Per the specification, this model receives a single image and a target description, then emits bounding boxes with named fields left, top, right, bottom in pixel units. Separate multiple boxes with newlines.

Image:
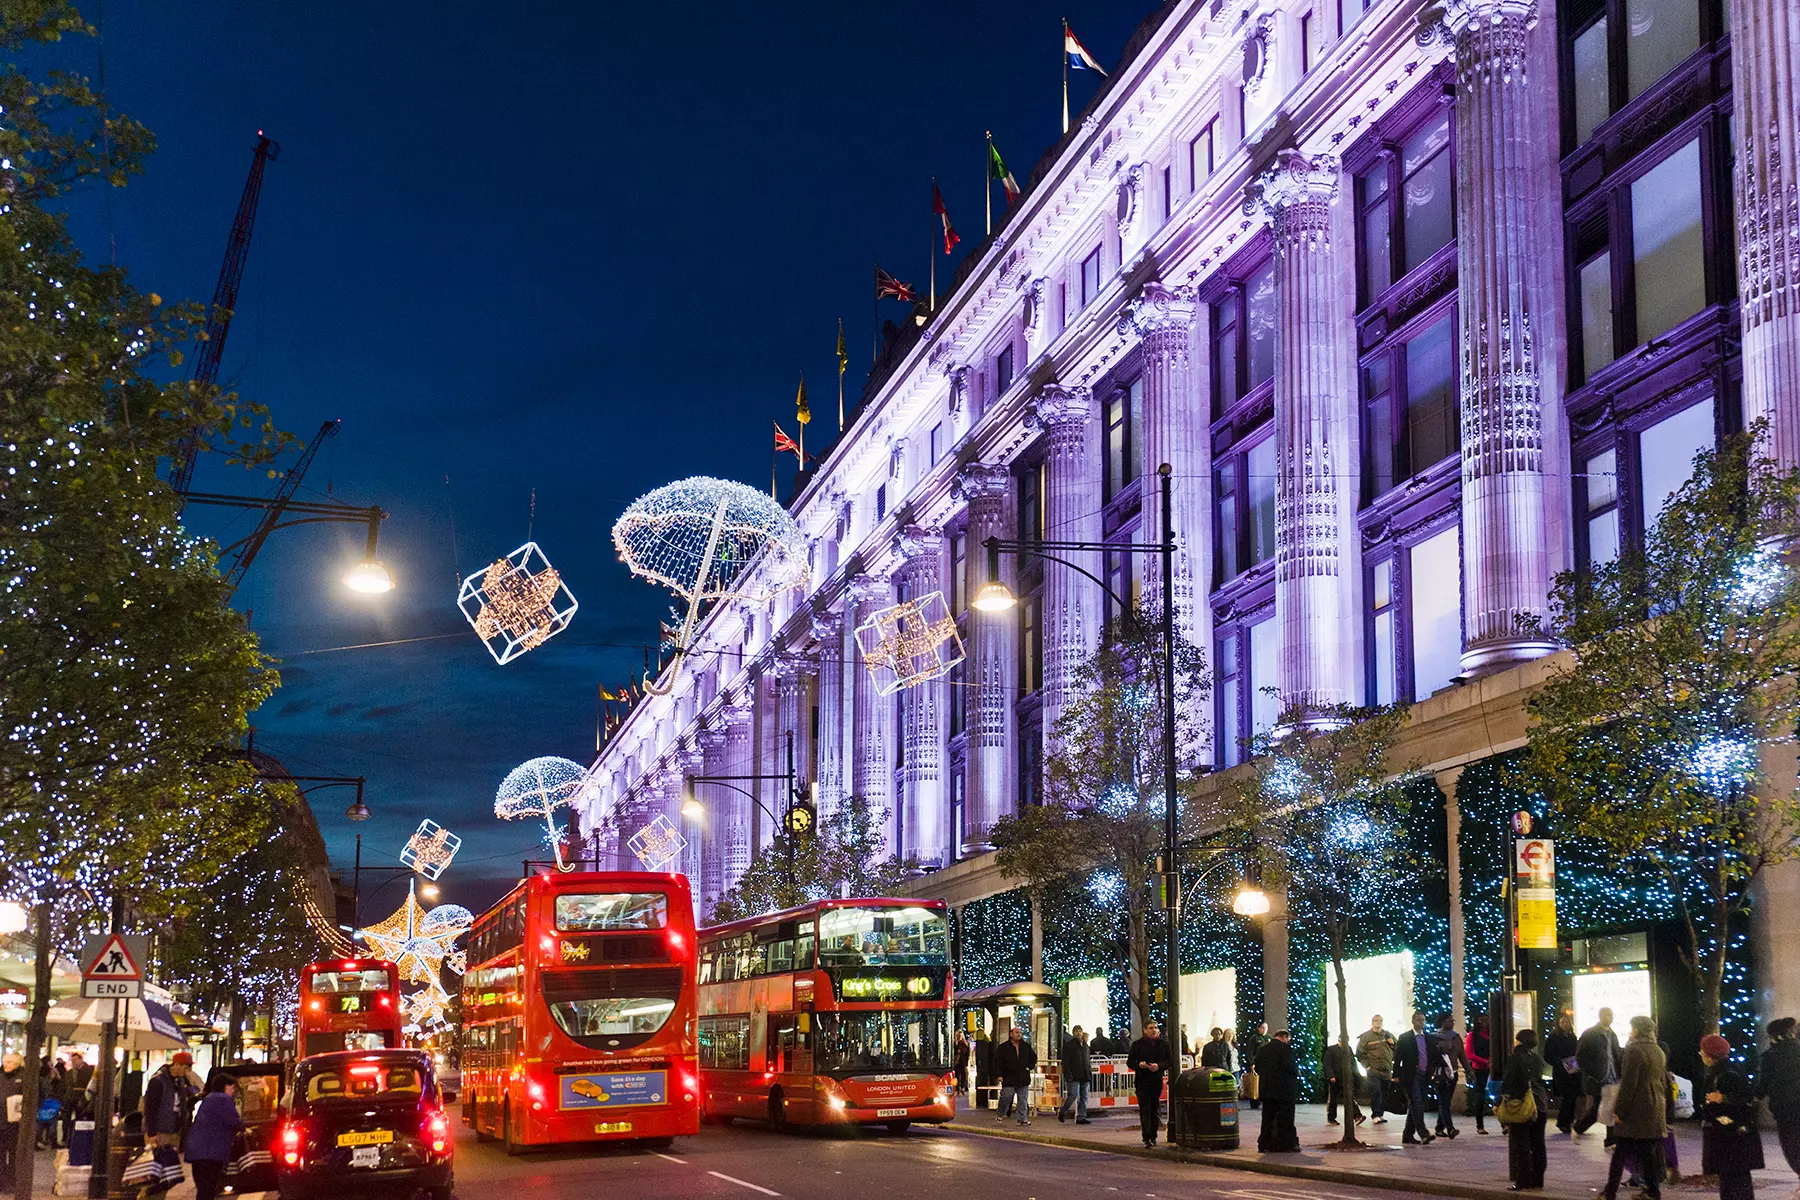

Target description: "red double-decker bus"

left=298, top=958, right=403, bottom=1056
left=459, top=870, right=699, bottom=1152
left=697, top=898, right=955, bottom=1132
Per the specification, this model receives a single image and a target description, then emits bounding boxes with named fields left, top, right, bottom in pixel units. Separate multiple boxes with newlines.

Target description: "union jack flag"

left=774, top=421, right=803, bottom=463
left=875, top=266, right=917, bottom=303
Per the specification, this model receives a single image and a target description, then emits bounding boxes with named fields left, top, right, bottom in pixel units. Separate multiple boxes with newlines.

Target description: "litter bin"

left=1171, top=1068, right=1239, bottom=1151
left=67, top=1119, right=95, bottom=1167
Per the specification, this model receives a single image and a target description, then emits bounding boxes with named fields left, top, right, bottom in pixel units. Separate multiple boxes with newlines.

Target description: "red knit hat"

left=1700, top=1034, right=1731, bottom=1060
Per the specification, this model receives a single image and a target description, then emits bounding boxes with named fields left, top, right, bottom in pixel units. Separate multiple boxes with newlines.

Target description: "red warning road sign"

left=83, top=933, right=144, bottom=981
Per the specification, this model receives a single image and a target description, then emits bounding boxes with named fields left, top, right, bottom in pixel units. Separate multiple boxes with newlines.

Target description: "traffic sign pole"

left=88, top=896, right=124, bottom=1200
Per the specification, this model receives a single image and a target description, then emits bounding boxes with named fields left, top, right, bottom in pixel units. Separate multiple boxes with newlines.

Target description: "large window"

left=997, top=343, right=1016, bottom=394
left=1213, top=616, right=1282, bottom=764
left=555, top=893, right=668, bottom=932
left=1212, top=260, right=1276, bottom=414
left=1104, top=379, right=1143, bottom=501
left=1365, top=522, right=1464, bottom=704
left=1362, top=312, right=1460, bottom=500
left=1357, top=110, right=1454, bottom=306
left=1191, top=120, right=1217, bottom=192
left=1214, top=435, right=1278, bottom=583
left=1081, top=246, right=1103, bottom=307
left=1579, top=395, right=1716, bottom=567
left=818, top=905, right=948, bottom=966
left=1018, top=460, right=1045, bottom=543
left=1216, top=631, right=1242, bottom=767
left=1249, top=617, right=1280, bottom=736
left=814, top=1010, right=950, bottom=1074
left=1565, top=0, right=1704, bottom=147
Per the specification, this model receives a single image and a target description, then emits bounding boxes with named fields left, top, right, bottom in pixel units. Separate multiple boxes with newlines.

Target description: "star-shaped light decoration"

left=357, top=884, right=474, bottom=986
left=627, top=813, right=688, bottom=872
left=399, top=820, right=463, bottom=881
left=457, top=541, right=579, bottom=665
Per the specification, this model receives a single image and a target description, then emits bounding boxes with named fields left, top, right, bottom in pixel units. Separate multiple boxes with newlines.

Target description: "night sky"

left=48, top=1, right=1150, bottom=916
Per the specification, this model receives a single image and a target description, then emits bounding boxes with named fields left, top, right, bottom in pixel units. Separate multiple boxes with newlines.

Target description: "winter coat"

left=1238, top=1028, right=1265, bottom=1067
left=1253, top=1039, right=1299, bottom=1102
left=1127, top=1036, right=1172, bottom=1092
left=0, top=1065, right=23, bottom=1126
left=1500, top=1046, right=1550, bottom=1115
left=1754, top=1038, right=1800, bottom=1126
left=1466, top=1028, right=1492, bottom=1072
left=182, top=1092, right=244, bottom=1164
left=1323, top=1042, right=1358, bottom=1087
left=1700, top=1061, right=1765, bottom=1176
left=1200, top=1039, right=1232, bottom=1070
left=1062, top=1037, right=1092, bottom=1084
left=954, top=1040, right=971, bottom=1074
left=1431, top=1028, right=1469, bottom=1080
left=1546, top=1027, right=1581, bottom=1090
left=1576, top=1023, right=1621, bottom=1094
left=1611, top=1036, right=1669, bottom=1141
left=1356, top=1029, right=1396, bottom=1078
left=993, top=1038, right=1037, bottom=1088
left=143, top=1066, right=197, bottom=1138
left=1395, top=1028, right=1433, bottom=1086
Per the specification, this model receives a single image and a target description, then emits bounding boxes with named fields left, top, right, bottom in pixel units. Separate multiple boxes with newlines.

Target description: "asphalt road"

left=448, top=1117, right=1422, bottom=1200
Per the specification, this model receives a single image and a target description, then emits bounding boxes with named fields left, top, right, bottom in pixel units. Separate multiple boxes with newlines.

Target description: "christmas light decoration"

left=627, top=813, right=687, bottom=872
left=399, top=819, right=462, bottom=880
left=1097, top=782, right=1136, bottom=818
left=854, top=591, right=964, bottom=695
left=457, top=541, right=578, bottom=665
left=402, top=978, right=453, bottom=1032
left=357, top=884, right=473, bottom=986
left=1689, top=737, right=1758, bottom=796
left=495, top=756, right=587, bottom=870
left=1087, top=869, right=1125, bottom=906
left=612, top=476, right=810, bottom=693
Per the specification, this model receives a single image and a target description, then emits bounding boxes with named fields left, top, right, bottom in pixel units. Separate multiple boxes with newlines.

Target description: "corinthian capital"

left=954, top=461, right=1011, bottom=501
left=896, top=524, right=943, bottom=564
left=1255, top=149, right=1341, bottom=249
left=1422, top=0, right=1538, bottom=77
left=1119, top=280, right=1195, bottom=341
left=1028, top=383, right=1094, bottom=431
left=1439, top=0, right=1537, bottom=37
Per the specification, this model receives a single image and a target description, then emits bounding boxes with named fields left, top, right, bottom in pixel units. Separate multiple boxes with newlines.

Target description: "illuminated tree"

left=1512, top=426, right=1800, bottom=1036
left=708, top=794, right=919, bottom=923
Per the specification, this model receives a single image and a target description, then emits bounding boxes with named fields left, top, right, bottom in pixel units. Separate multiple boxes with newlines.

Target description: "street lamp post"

left=683, top=730, right=811, bottom=894
left=975, top=463, right=1188, bottom=1134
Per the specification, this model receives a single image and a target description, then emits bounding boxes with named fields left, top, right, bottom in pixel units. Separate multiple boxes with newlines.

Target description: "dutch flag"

left=1066, top=24, right=1107, bottom=74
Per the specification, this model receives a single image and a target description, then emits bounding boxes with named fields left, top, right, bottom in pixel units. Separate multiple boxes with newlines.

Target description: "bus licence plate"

left=594, top=1121, right=632, bottom=1134
left=337, top=1130, right=393, bottom=1147
left=876, top=1108, right=909, bottom=1118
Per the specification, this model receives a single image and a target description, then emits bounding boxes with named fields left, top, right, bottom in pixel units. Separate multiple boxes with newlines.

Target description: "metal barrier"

left=975, top=1055, right=1203, bottom=1115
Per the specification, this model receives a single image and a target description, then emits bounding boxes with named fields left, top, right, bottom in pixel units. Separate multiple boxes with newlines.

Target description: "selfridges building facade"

left=581, top=0, right=1800, bottom=1049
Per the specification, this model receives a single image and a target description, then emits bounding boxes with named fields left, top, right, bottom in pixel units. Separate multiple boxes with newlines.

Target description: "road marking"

left=708, top=1170, right=782, bottom=1196
left=653, top=1152, right=687, bottom=1164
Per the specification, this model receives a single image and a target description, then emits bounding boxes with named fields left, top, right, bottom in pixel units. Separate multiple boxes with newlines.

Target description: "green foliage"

left=708, top=794, right=921, bottom=923
left=1511, top=426, right=1800, bottom=1033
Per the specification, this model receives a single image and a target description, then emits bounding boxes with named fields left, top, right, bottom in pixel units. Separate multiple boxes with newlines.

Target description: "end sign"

left=81, top=933, right=149, bottom=999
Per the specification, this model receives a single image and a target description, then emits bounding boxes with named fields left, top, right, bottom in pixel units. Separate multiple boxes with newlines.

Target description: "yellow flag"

left=836, top=318, right=848, bottom=377
left=796, top=371, right=811, bottom=425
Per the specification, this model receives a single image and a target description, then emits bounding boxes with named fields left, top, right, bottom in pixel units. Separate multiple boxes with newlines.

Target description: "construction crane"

left=208, top=418, right=339, bottom=589
left=169, top=132, right=281, bottom=502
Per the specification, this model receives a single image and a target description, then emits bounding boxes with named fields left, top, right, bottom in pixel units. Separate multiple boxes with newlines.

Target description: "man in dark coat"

left=1699, top=1035, right=1761, bottom=1200
left=1240, top=1022, right=1267, bottom=1110
left=1059, top=1026, right=1093, bottom=1124
left=0, top=1052, right=24, bottom=1193
left=1200, top=1027, right=1231, bottom=1069
left=1574, top=1007, right=1620, bottom=1134
left=1753, top=1016, right=1800, bottom=1177
left=1254, top=1029, right=1300, bottom=1152
left=1127, top=1021, right=1172, bottom=1149
left=1395, top=1010, right=1436, bottom=1144
left=1602, top=1016, right=1667, bottom=1200
left=1324, top=1035, right=1362, bottom=1126
left=1545, top=1011, right=1582, bottom=1133
left=1431, top=1015, right=1470, bottom=1138
left=992, top=1026, right=1037, bottom=1126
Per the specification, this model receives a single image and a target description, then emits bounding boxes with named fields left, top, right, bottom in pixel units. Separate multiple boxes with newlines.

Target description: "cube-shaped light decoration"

left=855, top=590, right=965, bottom=696
left=457, top=541, right=578, bottom=665
left=627, top=813, right=689, bottom=873
left=399, top=819, right=463, bottom=881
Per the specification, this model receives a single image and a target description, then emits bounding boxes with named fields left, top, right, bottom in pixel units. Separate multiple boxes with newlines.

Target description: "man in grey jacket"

left=1059, top=1026, right=1093, bottom=1124
left=1357, top=1015, right=1397, bottom=1123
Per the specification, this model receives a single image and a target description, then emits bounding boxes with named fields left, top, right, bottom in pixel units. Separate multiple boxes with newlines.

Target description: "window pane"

left=1409, top=525, right=1463, bottom=699
left=1247, top=262, right=1277, bottom=389
left=1214, top=296, right=1240, bottom=410
left=1585, top=447, right=1619, bottom=511
left=1362, top=195, right=1392, bottom=303
left=1638, top=397, right=1714, bottom=534
left=1405, top=315, right=1459, bottom=472
left=1373, top=558, right=1394, bottom=610
left=1215, top=461, right=1241, bottom=581
left=1365, top=356, right=1395, bottom=498
left=1106, top=395, right=1125, bottom=496
left=1127, top=378, right=1144, bottom=484
left=1631, top=139, right=1706, bottom=343
left=1192, top=125, right=1215, bottom=190
left=1248, top=438, right=1278, bottom=566
left=1249, top=618, right=1281, bottom=737
left=1580, top=251, right=1616, bottom=378
left=1573, top=19, right=1610, bottom=144
left=1374, top=608, right=1397, bottom=705
left=1588, top=510, right=1621, bottom=565
left=1401, top=115, right=1454, bottom=272
left=1626, top=0, right=1699, bottom=100
left=1219, top=668, right=1241, bottom=767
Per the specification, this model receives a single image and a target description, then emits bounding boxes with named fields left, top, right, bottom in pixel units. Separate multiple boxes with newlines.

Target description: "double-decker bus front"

left=461, top=872, right=699, bottom=1151
left=699, top=899, right=954, bottom=1131
left=298, top=959, right=402, bottom=1057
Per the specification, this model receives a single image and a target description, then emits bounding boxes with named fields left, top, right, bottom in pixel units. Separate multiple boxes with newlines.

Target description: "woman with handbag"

left=1698, top=1035, right=1764, bottom=1200
left=1499, top=1028, right=1550, bottom=1191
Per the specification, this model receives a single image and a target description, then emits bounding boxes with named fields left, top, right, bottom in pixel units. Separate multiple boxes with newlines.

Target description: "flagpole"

left=929, top=179, right=936, bottom=312
left=838, top=318, right=846, bottom=430
left=872, top=259, right=879, bottom=364
left=1062, top=19, right=1070, bottom=134
left=985, top=132, right=993, bottom=235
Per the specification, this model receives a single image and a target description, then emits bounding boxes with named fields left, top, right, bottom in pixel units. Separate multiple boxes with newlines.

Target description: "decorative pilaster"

left=898, top=526, right=948, bottom=867
left=957, top=462, right=1016, bottom=853
left=721, top=706, right=754, bottom=895
left=1258, top=150, right=1356, bottom=714
left=849, top=573, right=895, bottom=851
left=676, top=741, right=706, bottom=905
left=697, top=727, right=729, bottom=915
left=811, top=608, right=848, bottom=820
left=1030, top=384, right=1101, bottom=737
left=1731, top=0, right=1800, bottom=466
left=1445, top=0, right=1557, bottom=673
left=775, top=658, right=802, bottom=801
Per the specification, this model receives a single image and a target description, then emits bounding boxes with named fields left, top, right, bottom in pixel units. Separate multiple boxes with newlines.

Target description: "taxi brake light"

left=279, top=1122, right=302, bottom=1166
left=427, top=1110, right=450, bottom=1153
left=351, top=1065, right=381, bottom=1077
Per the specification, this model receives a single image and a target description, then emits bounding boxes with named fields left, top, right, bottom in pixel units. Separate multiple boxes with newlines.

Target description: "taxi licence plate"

left=594, top=1121, right=633, bottom=1134
left=336, top=1130, right=394, bottom=1147
left=876, top=1108, right=909, bottom=1118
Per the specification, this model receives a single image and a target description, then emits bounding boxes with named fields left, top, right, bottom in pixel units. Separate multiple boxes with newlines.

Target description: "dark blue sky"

left=54, top=1, right=1149, bottom=915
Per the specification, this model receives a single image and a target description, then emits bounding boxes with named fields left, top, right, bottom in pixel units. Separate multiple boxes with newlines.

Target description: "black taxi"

left=276, top=1050, right=453, bottom=1200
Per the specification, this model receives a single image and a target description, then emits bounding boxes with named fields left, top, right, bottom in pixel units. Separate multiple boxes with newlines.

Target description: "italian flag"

left=989, top=140, right=1020, bottom=205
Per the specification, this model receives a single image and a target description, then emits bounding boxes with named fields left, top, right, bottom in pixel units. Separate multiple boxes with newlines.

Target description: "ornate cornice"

left=1027, top=383, right=1094, bottom=431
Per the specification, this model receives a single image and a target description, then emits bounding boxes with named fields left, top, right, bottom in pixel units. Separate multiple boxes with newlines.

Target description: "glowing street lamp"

left=0, top=900, right=27, bottom=935
left=1231, top=885, right=1272, bottom=917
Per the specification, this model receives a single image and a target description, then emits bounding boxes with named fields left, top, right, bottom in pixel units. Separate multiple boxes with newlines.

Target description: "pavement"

left=945, top=1101, right=1800, bottom=1200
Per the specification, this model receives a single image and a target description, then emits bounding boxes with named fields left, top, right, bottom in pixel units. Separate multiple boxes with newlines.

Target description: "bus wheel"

left=767, top=1089, right=789, bottom=1134
left=885, top=1121, right=912, bottom=1134
left=467, top=1101, right=492, bottom=1142
left=640, top=1136, right=675, bottom=1150
left=502, top=1106, right=523, bottom=1157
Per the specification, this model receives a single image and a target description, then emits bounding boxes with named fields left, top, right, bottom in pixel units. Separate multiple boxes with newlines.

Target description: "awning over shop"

left=46, top=996, right=188, bottom=1051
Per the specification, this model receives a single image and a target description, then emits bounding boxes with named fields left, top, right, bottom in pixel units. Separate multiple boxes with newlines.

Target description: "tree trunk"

left=1128, top=904, right=1152, bottom=1033
left=227, top=992, right=246, bottom=1061
left=1330, top=926, right=1362, bottom=1146
left=12, top=899, right=53, bottom=1200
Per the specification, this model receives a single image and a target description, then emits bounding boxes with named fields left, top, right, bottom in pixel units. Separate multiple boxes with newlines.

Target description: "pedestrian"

left=1751, top=1017, right=1799, bottom=1180
left=1699, top=1035, right=1764, bottom=1200
left=144, top=1050, right=200, bottom=1187
left=1468, top=1013, right=1494, bottom=1135
left=38, top=1057, right=61, bottom=1149
left=1, top=1051, right=24, bottom=1194
left=1241, top=1021, right=1267, bottom=1111
left=992, top=1026, right=1037, bottom=1126
left=1254, top=1029, right=1300, bottom=1152
left=1324, top=1034, right=1363, bottom=1127
left=64, top=1049, right=91, bottom=1147
left=1181, top=1025, right=1193, bottom=1061
left=1223, top=1028, right=1242, bottom=1083
left=1201, top=1027, right=1231, bottom=1069
left=1090, top=1027, right=1111, bottom=1057
left=1059, top=1025, right=1092, bottom=1124
left=1602, top=1016, right=1668, bottom=1200
left=1127, top=1020, right=1172, bottom=1149
left=1498, top=1028, right=1550, bottom=1190
left=1574, top=1006, right=1621, bottom=1135
left=1396, top=1010, right=1436, bottom=1145
left=953, top=1030, right=972, bottom=1095
left=1357, top=1015, right=1396, bottom=1124
left=1432, top=1014, right=1469, bottom=1139
left=184, top=1073, right=244, bottom=1200
left=1546, top=1011, right=1582, bottom=1133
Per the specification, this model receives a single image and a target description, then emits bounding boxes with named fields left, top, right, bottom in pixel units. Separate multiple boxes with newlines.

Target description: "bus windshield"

left=817, top=906, right=948, bottom=966
left=540, top=967, right=681, bottom=1050
left=307, top=968, right=394, bottom=993
left=814, top=1009, right=950, bottom=1073
left=555, top=893, right=668, bottom=931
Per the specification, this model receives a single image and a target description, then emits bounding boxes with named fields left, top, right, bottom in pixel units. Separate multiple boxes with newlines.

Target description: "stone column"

left=849, top=573, right=896, bottom=851
left=1122, top=281, right=1209, bottom=650
left=677, top=741, right=705, bottom=916
left=811, top=608, right=847, bottom=820
left=1446, top=0, right=1558, bottom=674
left=1732, top=0, right=1800, bottom=468
left=721, top=707, right=754, bottom=895
left=1031, top=384, right=1101, bottom=739
left=697, top=728, right=729, bottom=915
left=1262, top=888, right=1291, bottom=1033
left=1259, top=150, right=1357, bottom=714
left=898, top=526, right=948, bottom=867
left=775, top=658, right=802, bottom=821
left=958, top=462, right=1015, bottom=853
left=1436, top=765, right=1469, bottom=1033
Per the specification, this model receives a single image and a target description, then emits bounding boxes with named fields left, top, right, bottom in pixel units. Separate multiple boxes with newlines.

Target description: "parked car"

left=275, top=1050, right=453, bottom=1200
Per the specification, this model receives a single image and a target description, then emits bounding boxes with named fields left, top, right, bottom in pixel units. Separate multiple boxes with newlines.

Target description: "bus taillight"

left=666, top=929, right=687, bottom=957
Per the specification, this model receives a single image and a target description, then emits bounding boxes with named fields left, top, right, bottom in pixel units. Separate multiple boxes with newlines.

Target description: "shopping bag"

left=1243, top=1069, right=1260, bottom=1101
left=1670, top=1074, right=1694, bottom=1120
left=1596, top=1082, right=1620, bottom=1126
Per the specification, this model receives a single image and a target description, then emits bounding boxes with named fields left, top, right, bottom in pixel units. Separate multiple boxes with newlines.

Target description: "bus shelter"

left=953, top=981, right=1063, bottom=1112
